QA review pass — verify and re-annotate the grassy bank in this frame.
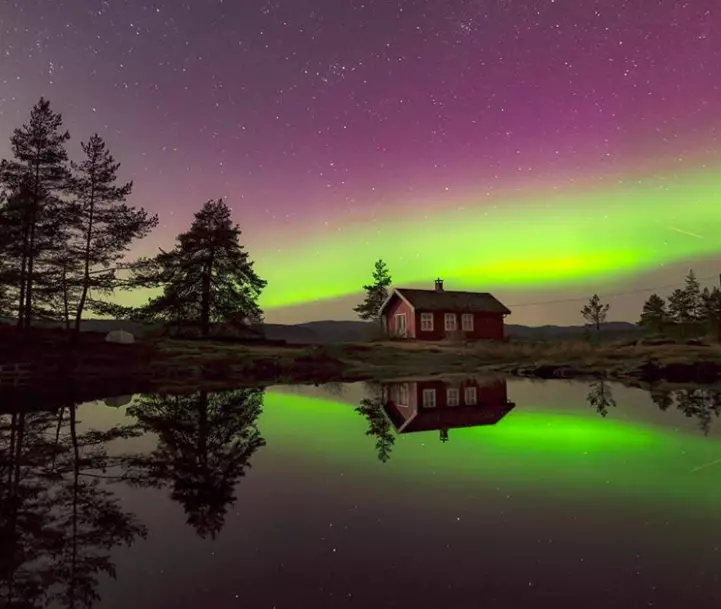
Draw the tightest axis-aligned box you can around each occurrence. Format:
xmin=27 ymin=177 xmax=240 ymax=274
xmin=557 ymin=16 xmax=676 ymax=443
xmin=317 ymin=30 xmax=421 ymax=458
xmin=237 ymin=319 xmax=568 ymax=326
xmin=149 ymin=337 xmax=721 ymax=388
xmin=4 ymin=328 xmax=721 ymax=389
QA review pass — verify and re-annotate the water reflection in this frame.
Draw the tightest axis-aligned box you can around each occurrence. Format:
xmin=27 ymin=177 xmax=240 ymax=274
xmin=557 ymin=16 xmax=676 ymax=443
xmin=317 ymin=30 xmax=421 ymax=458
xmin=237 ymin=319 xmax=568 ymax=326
xmin=0 ymin=392 xmax=146 ymax=609
xmin=650 ymin=387 xmax=721 ymax=435
xmin=126 ymin=389 xmax=266 ymax=539
xmin=586 ymin=381 xmax=617 ymax=418
xmin=355 ymin=377 xmax=515 ymax=461
xmin=3 ymin=379 xmax=721 ymax=607
xmin=581 ymin=384 xmax=721 ymax=434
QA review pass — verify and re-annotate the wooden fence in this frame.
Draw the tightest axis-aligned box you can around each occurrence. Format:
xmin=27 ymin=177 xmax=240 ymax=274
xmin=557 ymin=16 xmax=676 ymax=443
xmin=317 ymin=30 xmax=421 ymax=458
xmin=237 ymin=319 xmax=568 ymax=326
xmin=0 ymin=363 xmax=32 ymax=386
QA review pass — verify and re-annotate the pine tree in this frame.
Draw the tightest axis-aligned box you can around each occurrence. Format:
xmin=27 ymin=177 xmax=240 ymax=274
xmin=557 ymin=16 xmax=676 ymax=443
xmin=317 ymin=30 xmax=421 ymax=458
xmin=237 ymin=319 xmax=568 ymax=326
xmin=581 ymin=294 xmax=609 ymax=331
xmin=683 ymin=269 xmax=702 ymax=321
xmin=667 ymin=288 xmax=692 ymax=324
xmin=0 ymin=98 xmax=71 ymax=328
xmin=701 ymin=286 xmax=721 ymax=341
xmin=353 ymin=259 xmax=392 ymax=322
xmin=638 ymin=293 xmax=667 ymax=334
xmin=69 ymin=134 xmax=157 ymax=332
xmin=133 ymin=199 xmax=266 ymax=336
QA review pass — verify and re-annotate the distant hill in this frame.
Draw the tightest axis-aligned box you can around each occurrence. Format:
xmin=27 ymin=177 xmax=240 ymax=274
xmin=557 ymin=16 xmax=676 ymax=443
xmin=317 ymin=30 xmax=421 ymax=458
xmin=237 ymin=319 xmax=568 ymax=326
xmin=1 ymin=317 xmax=642 ymax=343
xmin=264 ymin=320 xmax=643 ymax=343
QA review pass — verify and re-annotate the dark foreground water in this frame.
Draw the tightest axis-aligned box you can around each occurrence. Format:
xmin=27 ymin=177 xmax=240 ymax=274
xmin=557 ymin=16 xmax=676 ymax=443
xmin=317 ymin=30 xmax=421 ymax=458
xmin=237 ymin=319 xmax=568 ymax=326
xmin=2 ymin=377 xmax=721 ymax=609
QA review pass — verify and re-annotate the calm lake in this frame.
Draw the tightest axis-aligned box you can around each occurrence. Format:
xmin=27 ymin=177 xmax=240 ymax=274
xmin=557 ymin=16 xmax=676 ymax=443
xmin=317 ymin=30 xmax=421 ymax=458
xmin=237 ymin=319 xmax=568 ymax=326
xmin=2 ymin=377 xmax=720 ymax=608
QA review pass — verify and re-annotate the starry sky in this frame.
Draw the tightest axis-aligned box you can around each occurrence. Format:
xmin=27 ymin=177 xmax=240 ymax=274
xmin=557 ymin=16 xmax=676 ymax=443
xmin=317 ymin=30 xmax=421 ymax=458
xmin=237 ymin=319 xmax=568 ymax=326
xmin=1 ymin=0 xmax=720 ymax=325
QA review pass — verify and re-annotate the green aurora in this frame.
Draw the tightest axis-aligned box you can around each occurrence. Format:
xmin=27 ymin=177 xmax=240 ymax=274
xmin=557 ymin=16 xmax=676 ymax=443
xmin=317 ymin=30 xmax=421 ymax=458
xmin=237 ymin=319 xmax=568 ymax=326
xmin=261 ymin=390 xmax=721 ymax=510
xmin=258 ymin=166 xmax=721 ymax=308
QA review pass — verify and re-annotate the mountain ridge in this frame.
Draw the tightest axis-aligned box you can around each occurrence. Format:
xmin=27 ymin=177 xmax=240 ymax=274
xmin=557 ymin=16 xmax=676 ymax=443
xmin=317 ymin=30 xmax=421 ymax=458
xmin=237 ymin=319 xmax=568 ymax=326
xmin=0 ymin=317 xmax=642 ymax=343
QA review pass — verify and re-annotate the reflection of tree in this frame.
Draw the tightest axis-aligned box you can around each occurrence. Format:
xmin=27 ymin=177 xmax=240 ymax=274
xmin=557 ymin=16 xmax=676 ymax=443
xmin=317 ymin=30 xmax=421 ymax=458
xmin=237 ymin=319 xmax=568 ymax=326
xmin=50 ymin=405 xmax=146 ymax=608
xmin=649 ymin=390 xmax=673 ymax=411
xmin=586 ymin=381 xmax=617 ymax=417
xmin=355 ymin=398 xmax=395 ymax=463
xmin=127 ymin=389 xmax=265 ymax=539
xmin=0 ymin=399 xmax=146 ymax=609
xmin=672 ymin=389 xmax=721 ymax=436
xmin=0 ymin=409 xmax=57 ymax=608
xmin=646 ymin=388 xmax=721 ymax=435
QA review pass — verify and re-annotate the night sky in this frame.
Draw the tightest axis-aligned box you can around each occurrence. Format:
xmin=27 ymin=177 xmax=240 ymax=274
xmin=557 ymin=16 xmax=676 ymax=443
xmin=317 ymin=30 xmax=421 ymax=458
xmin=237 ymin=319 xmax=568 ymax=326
xmin=1 ymin=0 xmax=719 ymax=325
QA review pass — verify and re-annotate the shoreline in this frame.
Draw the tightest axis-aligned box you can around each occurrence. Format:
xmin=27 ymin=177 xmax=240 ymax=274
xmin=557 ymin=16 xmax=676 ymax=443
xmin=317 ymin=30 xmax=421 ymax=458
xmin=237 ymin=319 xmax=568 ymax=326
xmin=3 ymin=335 xmax=721 ymax=393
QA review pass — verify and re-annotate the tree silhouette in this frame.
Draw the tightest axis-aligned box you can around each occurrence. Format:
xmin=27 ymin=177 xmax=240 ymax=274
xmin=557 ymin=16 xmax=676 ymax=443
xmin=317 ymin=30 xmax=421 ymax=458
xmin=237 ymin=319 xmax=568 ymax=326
xmin=127 ymin=388 xmax=266 ymax=539
xmin=47 ymin=404 xmax=147 ymax=609
xmin=69 ymin=134 xmax=158 ymax=333
xmin=355 ymin=396 xmax=395 ymax=463
xmin=0 ymin=396 xmax=146 ymax=609
xmin=0 ymin=98 xmax=72 ymax=328
xmin=0 ymin=408 xmax=59 ymax=608
xmin=638 ymin=293 xmax=667 ymax=334
xmin=581 ymin=294 xmax=609 ymax=332
xmin=673 ymin=388 xmax=721 ymax=436
xmin=354 ymin=259 xmax=392 ymax=322
xmin=123 ymin=199 xmax=266 ymax=337
xmin=586 ymin=381 xmax=617 ymax=417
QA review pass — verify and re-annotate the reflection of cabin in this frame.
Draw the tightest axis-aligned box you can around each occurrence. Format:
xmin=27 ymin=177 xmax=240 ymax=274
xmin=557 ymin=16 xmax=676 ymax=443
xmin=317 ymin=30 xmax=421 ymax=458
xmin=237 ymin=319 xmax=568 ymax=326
xmin=380 ymin=377 xmax=515 ymax=442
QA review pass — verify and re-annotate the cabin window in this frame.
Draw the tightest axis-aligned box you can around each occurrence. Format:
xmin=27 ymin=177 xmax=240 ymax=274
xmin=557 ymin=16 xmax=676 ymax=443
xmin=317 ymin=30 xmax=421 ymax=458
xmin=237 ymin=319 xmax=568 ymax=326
xmin=447 ymin=388 xmax=460 ymax=407
xmin=461 ymin=313 xmax=474 ymax=331
xmin=444 ymin=313 xmax=457 ymax=331
xmin=420 ymin=312 xmax=434 ymax=331
xmin=398 ymin=383 xmax=410 ymax=407
xmin=422 ymin=389 xmax=436 ymax=408
xmin=464 ymin=386 xmax=477 ymax=405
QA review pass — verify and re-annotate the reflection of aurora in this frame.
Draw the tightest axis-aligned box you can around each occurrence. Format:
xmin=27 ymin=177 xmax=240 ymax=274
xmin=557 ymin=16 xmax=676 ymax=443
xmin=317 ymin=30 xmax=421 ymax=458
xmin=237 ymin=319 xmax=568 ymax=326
xmin=258 ymin=168 xmax=721 ymax=308
xmin=262 ymin=391 xmax=721 ymax=510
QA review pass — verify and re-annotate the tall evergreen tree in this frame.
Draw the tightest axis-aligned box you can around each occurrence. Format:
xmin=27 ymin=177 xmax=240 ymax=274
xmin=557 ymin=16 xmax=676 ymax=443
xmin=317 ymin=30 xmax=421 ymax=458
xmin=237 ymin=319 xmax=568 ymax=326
xmin=354 ymin=258 xmax=392 ymax=322
xmin=683 ymin=269 xmax=703 ymax=321
xmin=69 ymin=134 xmax=157 ymax=332
xmin=132 ymin=199 xmax=265 ymax=336
xmin=0 ymin=97 xmax=71 ymax=328
xmin=581 ymin=294 xmax=609 ymax=331
xmin=667 ymin=288 xmax=692 ymax=325
xmin=701 ymin=286 xmax=721 ymax=340
xmin=638 ymin=293 xmax=667 ymax=334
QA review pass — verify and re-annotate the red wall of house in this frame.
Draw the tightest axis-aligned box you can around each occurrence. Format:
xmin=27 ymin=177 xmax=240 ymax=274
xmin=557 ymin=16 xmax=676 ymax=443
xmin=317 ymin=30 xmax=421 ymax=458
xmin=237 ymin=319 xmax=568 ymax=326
xmin=413 ymin=311 xmax=505 ymax=341
xmin=383 ymin=295 xmax=416 ymax=338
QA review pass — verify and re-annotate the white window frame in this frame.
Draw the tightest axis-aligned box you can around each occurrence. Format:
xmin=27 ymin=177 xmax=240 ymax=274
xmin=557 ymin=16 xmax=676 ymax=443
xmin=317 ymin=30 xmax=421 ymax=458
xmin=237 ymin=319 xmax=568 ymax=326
xmin=461 ymin=313 xmax=474 ymax=331
xmin=398 ymin=383 xmax=410 ymax=407
xmin=394 ymin=313 xmax=407 ymax=336
xmin=420 ymin=312 xmax=434 ymax=332
xmin=464 ymin=386 xmax=477 ymax=406
xmin=422 ymin=389 xmax=436 ymax=408
xmin=444 ymin=313 xmax=457 ymax=331
xmin=447 ymin=387 xmax=460 ymax=407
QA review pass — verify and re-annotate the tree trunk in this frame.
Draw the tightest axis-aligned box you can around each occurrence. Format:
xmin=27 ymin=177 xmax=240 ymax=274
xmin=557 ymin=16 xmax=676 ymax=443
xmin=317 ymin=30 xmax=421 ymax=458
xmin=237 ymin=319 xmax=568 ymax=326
xmin=16 ymin=221 xmax=29 ymax=328
xmin=24 ymin=162 xmax=41 ymax=330
xmin=200 ymin=255 xmax=214 ymax=338
xmin=75 ymin=180 xmax=96 ymax=333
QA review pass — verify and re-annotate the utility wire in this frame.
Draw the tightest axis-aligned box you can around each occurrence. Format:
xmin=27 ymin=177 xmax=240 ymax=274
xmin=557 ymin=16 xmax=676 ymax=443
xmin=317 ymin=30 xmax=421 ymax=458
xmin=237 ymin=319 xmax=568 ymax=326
xmin=506 ymin=274 xmax=720 ymax=309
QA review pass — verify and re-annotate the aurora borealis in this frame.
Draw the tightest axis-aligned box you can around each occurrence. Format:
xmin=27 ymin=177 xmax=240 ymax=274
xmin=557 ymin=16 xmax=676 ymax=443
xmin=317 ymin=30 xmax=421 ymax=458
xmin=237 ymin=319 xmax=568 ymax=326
xmin=2 ymin=1 xmax=719 ymax=324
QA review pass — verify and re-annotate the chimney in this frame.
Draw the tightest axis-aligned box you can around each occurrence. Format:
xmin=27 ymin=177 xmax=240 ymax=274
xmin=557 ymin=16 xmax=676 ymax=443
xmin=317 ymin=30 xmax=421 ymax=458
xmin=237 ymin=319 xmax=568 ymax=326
xmin=434 ymin=278 xmax=444 ymax=292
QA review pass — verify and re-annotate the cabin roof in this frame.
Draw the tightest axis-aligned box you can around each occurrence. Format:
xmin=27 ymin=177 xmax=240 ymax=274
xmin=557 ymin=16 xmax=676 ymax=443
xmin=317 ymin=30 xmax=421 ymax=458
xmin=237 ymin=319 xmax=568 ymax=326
xmin=388 ymin=288 xmax=511 ymax=315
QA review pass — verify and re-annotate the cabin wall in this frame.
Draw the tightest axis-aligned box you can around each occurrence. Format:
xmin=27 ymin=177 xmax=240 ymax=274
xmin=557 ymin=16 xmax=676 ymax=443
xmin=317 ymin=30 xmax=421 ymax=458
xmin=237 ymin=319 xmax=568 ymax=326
xmin=384 ymin=296 xmax=416 ymax=338
xmin=416 ymin=378 xmax=508 ymax=409
xmin=413 ymin=310 xmax=505 ymax=341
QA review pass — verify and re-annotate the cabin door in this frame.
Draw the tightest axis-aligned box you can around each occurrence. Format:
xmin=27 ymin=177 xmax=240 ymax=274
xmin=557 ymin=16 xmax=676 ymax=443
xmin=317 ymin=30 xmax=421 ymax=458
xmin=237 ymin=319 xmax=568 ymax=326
xmin=394 ymin=313 xmax=408 ymax=337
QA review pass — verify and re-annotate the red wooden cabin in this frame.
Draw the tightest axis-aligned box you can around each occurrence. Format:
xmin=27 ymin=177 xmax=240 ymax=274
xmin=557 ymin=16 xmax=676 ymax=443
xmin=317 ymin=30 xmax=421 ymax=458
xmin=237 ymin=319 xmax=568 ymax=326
xmin=380 ymin=377 xmax=515 ymax=442
xmin=378 ymin=279 xmax=511 ymax=341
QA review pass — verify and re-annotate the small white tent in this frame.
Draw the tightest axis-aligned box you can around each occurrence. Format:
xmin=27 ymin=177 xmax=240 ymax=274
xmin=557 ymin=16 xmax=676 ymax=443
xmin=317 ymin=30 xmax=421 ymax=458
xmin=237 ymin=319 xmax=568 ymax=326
xmin=105 ymin=329 xmax=135 ymax=344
